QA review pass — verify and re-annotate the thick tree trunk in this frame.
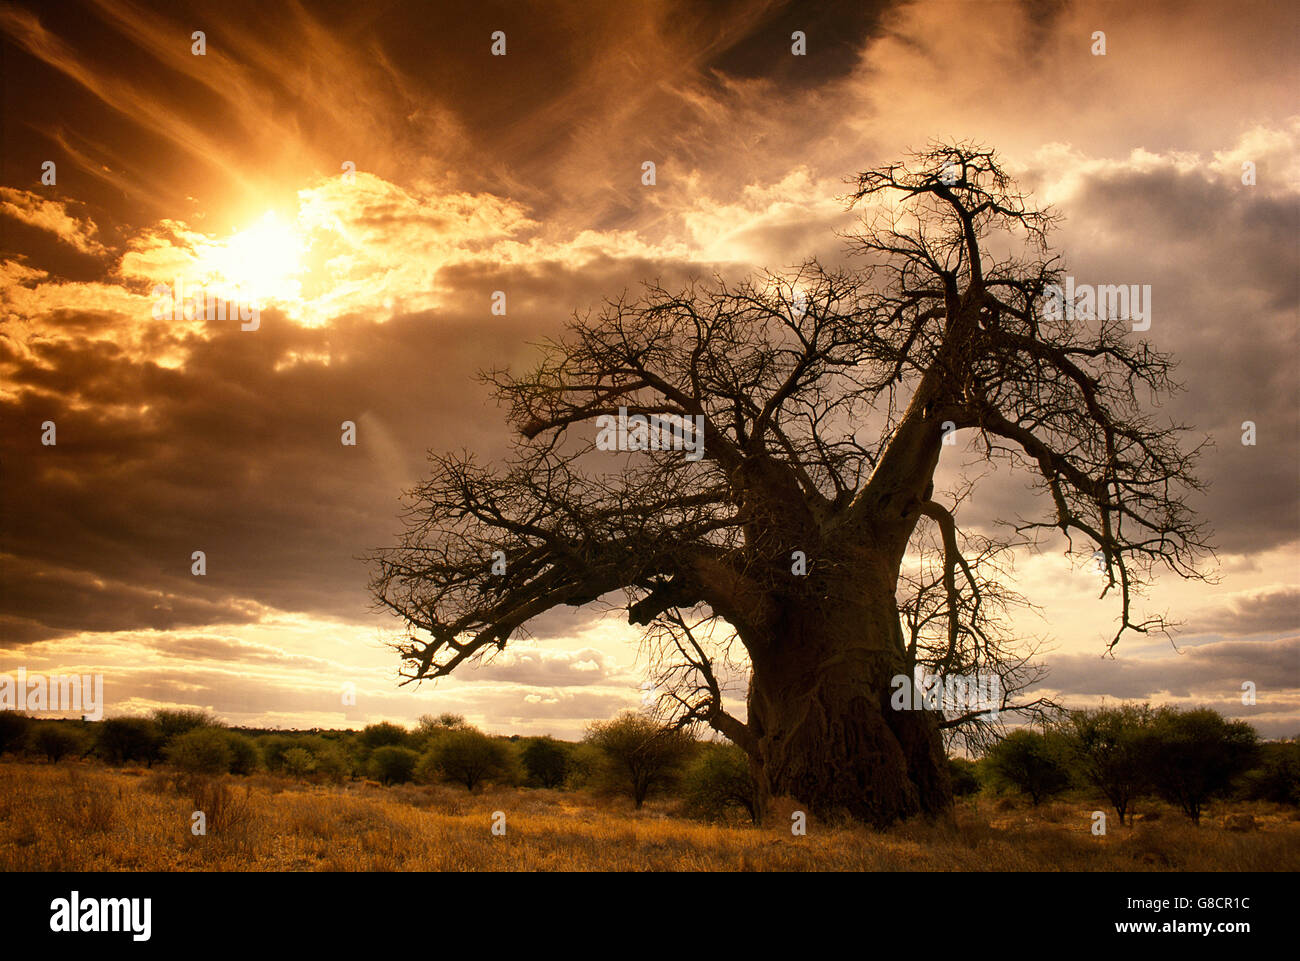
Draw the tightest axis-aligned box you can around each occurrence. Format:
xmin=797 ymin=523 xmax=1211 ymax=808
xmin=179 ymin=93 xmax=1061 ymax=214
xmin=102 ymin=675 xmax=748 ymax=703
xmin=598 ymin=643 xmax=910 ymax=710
xmin=745 ymin=593 xmax=952 ymax=828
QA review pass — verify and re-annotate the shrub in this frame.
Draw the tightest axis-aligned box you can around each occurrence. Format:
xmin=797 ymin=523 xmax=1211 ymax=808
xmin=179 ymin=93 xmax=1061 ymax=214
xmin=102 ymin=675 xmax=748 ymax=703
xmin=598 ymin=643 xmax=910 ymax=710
xmin=282 ymin=747 xmax=317 ymax=777
xmin=220 ymin=731 xmax=261 ymax=775
xmin=152 ymin=708 xmax=219 ymax=741
xmin=97 ymin=717 xmax=164 ymax=766
xmin=424 ymin=729 xmax=510 ymax=791
xmin=31 ymin=723 xmax=83 ymax=763
xmin=256 ymin=735 xmax=297 ymax=772
xmin=584 ymin=714 xmax=695 ymax=808
xmin=0 ymin=712 xmax=30 ymax=754
xmin=984 ymin=729 xmax=1071 ymax=805
xmin=166 ymin=727 xmax=234 ymax=775
xmin=309 ymin=743 xmax=350 ymax=782
xmin=682 ymin=743 xmax=758 ymax=823
xmin=360 ymin=722 xmax=410 ymax=749
xmin=947 ymin=756 xmax=982 ymax=797
xmin=1239 ymin=739 xmax=1300 ymax=806
xmin=1062 ymin=704 xmax=1157 ymax=824
xmin=1146 ymin=707 xmax=1260 ymax=824
xmin=563 ymin=743 xmax=605 ymax=790
xmin=369 ymin=745 xmax=420 ymax=785
xmin=521 ymin=737 xmax=570 ymax=788
xmin=411 ymin=714 xmax=468 ymax=752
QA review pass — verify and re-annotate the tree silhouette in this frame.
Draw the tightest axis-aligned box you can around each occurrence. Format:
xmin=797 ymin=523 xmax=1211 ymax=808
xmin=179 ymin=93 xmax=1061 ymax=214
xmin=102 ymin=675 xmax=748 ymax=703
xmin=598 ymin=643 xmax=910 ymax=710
xmin=371 ymin=143 xmax=1211 ymax=825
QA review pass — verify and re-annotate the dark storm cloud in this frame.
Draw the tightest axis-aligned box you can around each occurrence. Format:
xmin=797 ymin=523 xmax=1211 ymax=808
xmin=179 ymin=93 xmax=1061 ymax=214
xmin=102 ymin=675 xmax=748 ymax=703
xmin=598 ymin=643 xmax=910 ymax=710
xmin=0 ymin=251 xmax=697 ymax=642
xmin=703 ymin=0 xmax=896 ymax=88
xmin=1062 ymin=165 xmax=1300 ymax=555
xmin=0 ymin=553 xmax=262 ymax=643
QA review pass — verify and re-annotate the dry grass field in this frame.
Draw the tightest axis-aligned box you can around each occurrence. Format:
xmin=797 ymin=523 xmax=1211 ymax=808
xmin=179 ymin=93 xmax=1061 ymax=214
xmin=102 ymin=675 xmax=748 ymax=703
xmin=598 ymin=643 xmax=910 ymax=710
xmin=2 ymin=759 xmax=1297 ymax=871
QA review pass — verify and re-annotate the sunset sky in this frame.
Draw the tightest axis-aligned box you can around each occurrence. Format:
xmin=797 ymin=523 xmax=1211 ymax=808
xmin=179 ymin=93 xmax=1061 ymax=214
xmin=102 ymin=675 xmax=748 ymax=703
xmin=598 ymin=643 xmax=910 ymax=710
xmin=1 ymin=0 xmax=1296 ymax=739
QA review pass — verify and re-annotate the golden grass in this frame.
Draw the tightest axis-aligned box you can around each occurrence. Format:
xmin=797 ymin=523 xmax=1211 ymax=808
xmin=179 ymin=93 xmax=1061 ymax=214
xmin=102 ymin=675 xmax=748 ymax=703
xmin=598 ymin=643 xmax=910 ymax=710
xmin=1 ymin=760 xmax=1296 ymax=871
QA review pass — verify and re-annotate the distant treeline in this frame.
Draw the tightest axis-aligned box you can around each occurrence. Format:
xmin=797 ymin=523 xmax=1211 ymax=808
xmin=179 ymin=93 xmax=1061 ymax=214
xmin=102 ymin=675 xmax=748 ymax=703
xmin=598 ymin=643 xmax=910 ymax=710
xmin=958 ymin=705 xmax=1298 ymax=824
xmin=0 ymin=705 xmax=1295 ymax=825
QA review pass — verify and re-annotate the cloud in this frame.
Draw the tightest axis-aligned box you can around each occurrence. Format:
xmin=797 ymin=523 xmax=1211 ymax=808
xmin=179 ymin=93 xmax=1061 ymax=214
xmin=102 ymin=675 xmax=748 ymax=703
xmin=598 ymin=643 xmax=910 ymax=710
xmin=451 ymin=645 xmax=623 ymax=687
xmin=0 ymin=188 xmax=107 ymax=257
xmin=1190 ymin=588 xmax=1300 ymax=637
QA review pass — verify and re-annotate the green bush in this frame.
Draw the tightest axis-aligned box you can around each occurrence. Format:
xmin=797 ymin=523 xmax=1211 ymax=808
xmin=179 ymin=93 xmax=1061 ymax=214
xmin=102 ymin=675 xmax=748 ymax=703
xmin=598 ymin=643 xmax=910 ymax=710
xmin=947 ymin=756 xmax=982 ymax=797
xmin=1146 ymin=707 xmax=1259 ymax=824
xmin=412 ymin=714 xmax=468 ymax=753
xmin=152 ymin=709 xmax=219 ymax=741
xmin=682 ymin=743 xmax=758 ymax=823
xmin=1061 ymin=704 xmax=1158 ymax=824
xmin=369 ymin=745 xmax=419 ymax=785
xmin=256 ymin=735 xmax=297 ymax=772
xmin=166 ymin=727 xmax=234 ymax=775
xmin=311 ymin=743 xmax=350 ymax=782
xmin=31 ymin=723 xmax=83 ymax=763
xmin=422 ymin=729 xmax=510 ymax=791
xmin=584 ymin=714 xmax=695 ymax=808
xmin=1239 ymin=739 xmax=1300 ymax=806
xmin=360 ymin=722 xmax=410 ymax=750
xmin=0 ymin=712 xmax=31 ymax=754
xmin=220 ymin=731 xmax=261 ymax=775
xmin=984 ymin=729 xmax=1071 ymax=805
xmin=563 ymin=743 xmax=604 ymax=789
xmin=97 ymin=717 xmax=164 ymax=766
xmin=521 ymin=737 xmax=570 ymax=788
xmin=282 ymin=747 xmax=317 ymax=777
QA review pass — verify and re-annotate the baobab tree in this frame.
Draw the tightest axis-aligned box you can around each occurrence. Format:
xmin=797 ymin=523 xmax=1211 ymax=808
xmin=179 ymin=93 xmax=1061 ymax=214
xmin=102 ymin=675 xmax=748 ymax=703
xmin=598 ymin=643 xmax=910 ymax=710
xmin=370 ymin=143 xmax=1211 ymax=826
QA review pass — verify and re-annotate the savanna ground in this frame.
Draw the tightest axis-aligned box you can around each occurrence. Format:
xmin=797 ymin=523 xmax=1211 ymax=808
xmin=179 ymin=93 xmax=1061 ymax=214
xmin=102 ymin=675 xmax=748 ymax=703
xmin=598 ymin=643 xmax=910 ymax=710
xmin=2 ymin=760 xmax=1297 ymax=871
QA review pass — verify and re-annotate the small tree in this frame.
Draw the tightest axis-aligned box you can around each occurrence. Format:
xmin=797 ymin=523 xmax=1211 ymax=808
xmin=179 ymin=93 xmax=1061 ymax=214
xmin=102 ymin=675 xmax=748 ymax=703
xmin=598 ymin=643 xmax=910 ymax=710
xmin=220 ymin=731 xmax=261 ymax=775
xmin=585 ymin=714 xmax=695 ymax=809
xmin=418 ymin=713 xmax=467 ymax=732
xmin=562 ymin=742 xmax=604 ymax=790
xmin=0 ymin=712 xmax=30 ymax=754
xmin=303 ymin=740 xmax=349 ymax=782
xmin=412 ymin=713 xmax=468 ymax=752
xmin=166 ymin=727 xmax=234 ymax=775
xmin=97 ymin=717 xmax=164 ymax=766
xmin=522 ymin=737 xmax=570 ymax=788
xmin=369 ymin=745 xmax=419 ymax=785
xmin=984 ymin=729 xmax=1071 ymax=805
xmin=1147 ymin=708 xmax=1259 ymax=824
xmin=360 ymin=722 xmax=410 ymax=749
xmin=947 ymin=757 xmax=982 ymax=797
xmin=1063 ymin=704 xmax=1156 ymax=824
xmin=425 ymin=729 xmax=509 ymax=791
xmin=1239 ymin=739 xmax=1300 ymax=806
xmin=152 ymin=708 xmax=218 ymax=741
xmin=256 ymin=734 xmax=297 ymax=772
xmin=683 ymin=742 xmax=759 ymax=823
xmin=282 ymin=747 xmax=317 ymax=778
xmin=32 ymin=723 xmax=82 ymax=763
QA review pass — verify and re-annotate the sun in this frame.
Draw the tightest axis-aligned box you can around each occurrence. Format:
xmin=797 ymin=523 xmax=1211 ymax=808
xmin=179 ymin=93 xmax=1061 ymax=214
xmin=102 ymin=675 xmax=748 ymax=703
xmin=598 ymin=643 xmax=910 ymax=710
xmin=203 ymin=210 xmax=306 ymax=309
